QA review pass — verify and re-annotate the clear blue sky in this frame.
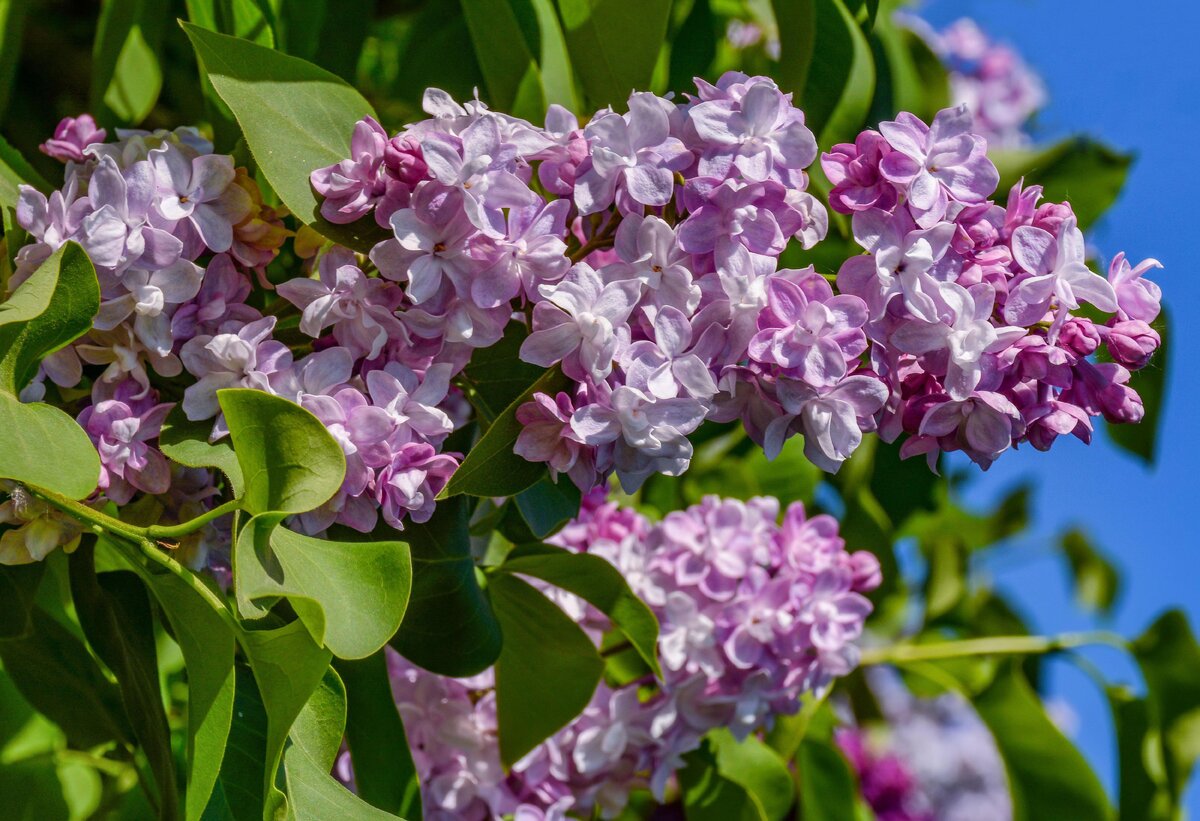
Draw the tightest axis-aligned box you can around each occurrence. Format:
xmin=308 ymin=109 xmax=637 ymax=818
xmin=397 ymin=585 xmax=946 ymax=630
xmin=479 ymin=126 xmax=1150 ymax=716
xmin=920 ymin=0 xmax=1200 ymax=812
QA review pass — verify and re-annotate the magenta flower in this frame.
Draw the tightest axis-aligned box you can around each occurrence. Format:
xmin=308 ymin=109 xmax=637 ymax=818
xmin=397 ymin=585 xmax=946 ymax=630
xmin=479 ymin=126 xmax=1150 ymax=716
xmin=878 ymin=106 xmax=999 ymax=226
xmin=150 ymin=143 xmax=252 ymax=253
xmin=515 ymin=392 xmax=594 ymax=490
xmin=310 ymin=116 xmax=393 ymax=224
xmin=1106 ymin=252 xmax=1162 ymax=323
xmin=575 ymin=93 xmax=692 ymax=215
xmin=749 ymin=273 xmax=869 ymax=386
xmin=39 ymin=114 xmax=107 ymax=163
xmin=1006 ymin=216 xmax=1117 ymax=334
xmin=917 ymin=391 xmax=1024 ymax=468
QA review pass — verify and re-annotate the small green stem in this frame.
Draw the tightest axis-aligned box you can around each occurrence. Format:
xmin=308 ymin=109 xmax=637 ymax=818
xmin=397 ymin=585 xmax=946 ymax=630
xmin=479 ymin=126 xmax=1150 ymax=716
xmin=29 ymin=486 xmax=147 ymax=544
xmin=859 ymin=631 xmax=1127 ymax=667
xmin=569 ymin=212 xmax=622 ymax=262
xmin=145 ymin=498 xmax=241 ymax=540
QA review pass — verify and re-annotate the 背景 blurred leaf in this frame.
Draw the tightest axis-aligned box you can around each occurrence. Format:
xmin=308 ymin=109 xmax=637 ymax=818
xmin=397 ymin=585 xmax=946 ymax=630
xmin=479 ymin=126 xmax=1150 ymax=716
xmin=973 ymin=663 xmax=1111 ymax=820
xmin=1058 ymin=528 xmax=1120 ymax=615
xmin=92 ymin=0 xmax=168 ymax=126
xmin=554 ymin=0 xmax=671 ymax=110
xmin=992 ymin=137 xmax=1132 ymax=231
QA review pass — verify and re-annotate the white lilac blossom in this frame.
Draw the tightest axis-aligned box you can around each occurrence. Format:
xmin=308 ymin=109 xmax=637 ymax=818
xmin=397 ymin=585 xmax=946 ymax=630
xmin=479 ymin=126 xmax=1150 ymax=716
xmin=387 ymin=490 xmax=880 ymax=819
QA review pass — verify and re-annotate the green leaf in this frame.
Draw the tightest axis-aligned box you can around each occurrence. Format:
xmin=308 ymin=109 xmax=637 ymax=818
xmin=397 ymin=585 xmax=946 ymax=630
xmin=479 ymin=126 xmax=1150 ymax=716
xmin=1058 ymin=529 xmax=1120 ymax=615
xmin=771 ymin=0 xmax=816 ymax=103
xmin=240 ymin=620 xmax=334 ymax=816
xmin=678 ymin=738 xmax=766 ymax=821
xmin=144 ymin=573 xmax=236 ymax=821
xmin=810 ymin=0 xmax=875 ymax=147
xmin=1132 ymin=609 xmax=1200 ymax=805
xmin=219 ymin=388 xmax=346 ymax=515
xmin=68 ymin=546 xmax=178 ymax=821
xmin=202 ymin=663 xmax=269 ymax=820
xmin=282 ymin=666 xmax=404 ymax=820
xmin=444 ymin=364 xmax=569 ymax=497
xmin=159 ymin=404 xmax=246 ymax=497
xmin=667 ymin=0 xmax=717 ymax=95
xmin=391 ymin=496 xmax=502 ymax=677
xmin=335 ymin=654 xmax=422 ymax=817
xmin=0 ymin=606 xmax=132 ymax=749
xmin=181 ymin=22 xmax=390 ymax=252
xmin=1107 ymin=686 xmax=1173 ymax=821
xmin=1108 ymin=307 xmax=1168 ymax=464
xmin=708 ymin=729 xmax=795 ymax=821
xmin=235 ymin=514 xmax=412 ymax=659
xmin=185 ymin=0 xmax=276 ymax=47
xmin=973 ymin=664 xmax=1111 ymax=821
xmin=513 ymin=474 xmax=581 ymax=539
xmin=91 ymin=0 xmax=168 ymax=125
xmin=460 ymin=321 xmax=545 ymax=424
xmin=554 ymin=0 xmax=672 ymax=109
xmin=0 ymin=393 xmax=101 ymax=500
xmin=992 ymin=138 xmax=1133 ymax=230
xmin=0 ymin=1 xmax=31 ymax=124
xmin=462 ymin=0 xmax=546 ymax=120
xmin=0 ymin=241 xmax=99 ymax=395
xmin=794 ymin=702 xmax=859 ymax=821
xmin=0 ymin=131 xmax=51 ymax=206
xmin=529 ymin=0 xmax=580 ymax=111
xmin=500 ymin=542 xmax=660 ymax=677
xmin=490 ymin=572 xmax=604 ymax=766
xmin=0 ymin=561 xmax=42 ymax=638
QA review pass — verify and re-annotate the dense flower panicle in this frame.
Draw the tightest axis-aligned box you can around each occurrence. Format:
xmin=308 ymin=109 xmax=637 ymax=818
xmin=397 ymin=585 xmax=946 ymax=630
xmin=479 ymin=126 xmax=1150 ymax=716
xmin=389 ymin=490 xmax=880 ymax=818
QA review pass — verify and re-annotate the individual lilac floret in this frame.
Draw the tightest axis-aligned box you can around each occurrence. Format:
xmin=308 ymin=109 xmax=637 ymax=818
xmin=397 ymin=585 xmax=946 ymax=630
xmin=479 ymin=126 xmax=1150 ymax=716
xmin=365 ymin=362 xmax=455 ymax=443
xmin=1006 ymin=216 xmax=1117 ymax=335
xmin=822 ymin=130 xmax=898 ymax=214
xmin=520 ymin=263 xmax=642 ymax=382
xmin=310 ymin=116 xmax=393 ymax=225
xmin=150 ymin=142 xmax=252 ymax=253
xmin=1106 ymin=252 xmax=1162 ymax=323
xmin=78 ymin=381 xmax=173 ymax=504
xmin=375 ymin=443 xmax=459 ymax=528
xmin=179 ymin=316 xmax=291 ymax=423
xmin=515 ymin=391 xmax=593 ymax=490
xmin=277 ymin=248 xmax=406 ymax=359
xmin=473 ymin=199 xmax=571 ymax=306
xmin=878 ymin=106 xmax=999 ymax=227
xmin=688 ymin=80 xmax=818 ymax=183
xmin=748 ymin=272 xmax=869 ymax=387
xmin=40 ymin=114 xmax=107 ymax=163
xmin=575 ymin=93 xmax=691 ymax=215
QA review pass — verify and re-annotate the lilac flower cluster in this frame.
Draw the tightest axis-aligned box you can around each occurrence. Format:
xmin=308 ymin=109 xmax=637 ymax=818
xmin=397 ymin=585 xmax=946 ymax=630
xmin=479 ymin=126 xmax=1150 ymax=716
xmin=821 ymin=105 xmax=1162 ymax=469
xmin=836 ymin=728 xmax=933 ymax=821
xmin=387 ymin=490 xmax=880 ymax=818
xmin=933 ymin=18 xmax=1046 ymax=148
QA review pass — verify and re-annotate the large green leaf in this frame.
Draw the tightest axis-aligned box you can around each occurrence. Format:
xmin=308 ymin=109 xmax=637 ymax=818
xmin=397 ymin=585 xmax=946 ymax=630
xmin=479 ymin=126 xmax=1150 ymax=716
xmin=678 ymin=737 xmax=769 ymax=821
xmin=444 ymin=365 xmax=569 ymax=497
xmin=708 ymin=729 xmax=795 ymax=821
xmin=390 ymin=496 xmax=502 ymax=677
xmin=490 ymin=572 xmax=604 ymax=766
xmin=159 ymin=404 xmax=246 ymax=497
xmin=0 ymin=393 xmax=100 ymax=501
xmin=973 ymin=664 xmax=1111 ymax=821
xmin=512 ymin=474 xmax=581 ymax=539
xmin=219 ymin=388 xmax=345 ymax=515
xmin=0 ymin=241 xmax=99 ymax=395
xmin=1108 ymin=307 xmax=1168 ymax=465
xmin=554 ymin=0 xmax=671 ymax=109
xmin=500 ymin=542 xmax=660 ymax=677
xmin=793 ymin=701 xmax=859 ymax=821
xmin=235 ymin=514 xmax=412 ymax=659
xmin=240 ymin=620 xmax=334 ymax=817
xmin=91 ymin=0 xmax=168 ymax=125
xmin=992 ymin=138 xmax=1132 ymax=230
xmin=459 ymin=321 xmax=545 ymax=424
xmin=0 ymin=131 xmax=51 ymax=206
xmin=181 ymin=22 xmax=390 ymax=252
xmin=335 ymin=654 xmax=422 ymax=817
xmin=68 ymin=546 xmax=178 ymax=821
xmin=0 ymin=606 xmax=132 ymax=749
xmin=201 ymin=663 xmax=269 ymax=821
xmin=461 ymin=0 xmax=546 ymax=120
xmin=282 ymin=667 xmax=404 ymax=820
xmin=1132 ymin=609 xmax=1200 ymax=807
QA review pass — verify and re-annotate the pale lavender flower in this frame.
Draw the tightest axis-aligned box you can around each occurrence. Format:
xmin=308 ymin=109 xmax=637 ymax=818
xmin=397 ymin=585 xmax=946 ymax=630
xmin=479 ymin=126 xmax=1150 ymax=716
xmin=78 ymin=382 xmax=172 ymax=504
xmin=179 ymin=317 xmax=292 ymax=421
xmin=365 ymin=362 xmax=455 ymax=442
xmin=1006 ymin=216 xmax=1117 ymax=334
xmin=149 ymin=142 xmax=252 ymax=253
xmin=375 ymin=443 xmax=458 ymax=528
xmin=472 ymin=199 xmax=570 ymax=307
xmin=688 ymin=81 xmax=817 ymax=182
xmin=1106 ymin=252 xmax=1162 ymax=323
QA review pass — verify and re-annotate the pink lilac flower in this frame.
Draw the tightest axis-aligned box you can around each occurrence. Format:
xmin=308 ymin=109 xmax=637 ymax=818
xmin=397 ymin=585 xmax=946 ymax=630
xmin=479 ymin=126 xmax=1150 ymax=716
xmin=39 ymin=114 xmax=107 ymax=163
xmin=78 ymin=381 xmax=173 ymax=504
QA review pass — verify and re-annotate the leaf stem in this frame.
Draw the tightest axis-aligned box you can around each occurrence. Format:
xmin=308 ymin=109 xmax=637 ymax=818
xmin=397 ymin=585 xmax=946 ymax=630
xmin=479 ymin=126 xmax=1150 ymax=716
xmin=859 ymin=631 xmax=1128 ymax=667
xmin=145 ymin=498 xmax=241 ymax=540
xmin=569 ymin=212 xmax=622 ymax=262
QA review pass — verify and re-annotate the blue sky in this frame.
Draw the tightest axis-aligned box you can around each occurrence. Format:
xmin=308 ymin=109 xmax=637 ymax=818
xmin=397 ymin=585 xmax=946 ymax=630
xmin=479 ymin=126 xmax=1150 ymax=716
xmin=919 ymin=0 xmax=1200 ymax=812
